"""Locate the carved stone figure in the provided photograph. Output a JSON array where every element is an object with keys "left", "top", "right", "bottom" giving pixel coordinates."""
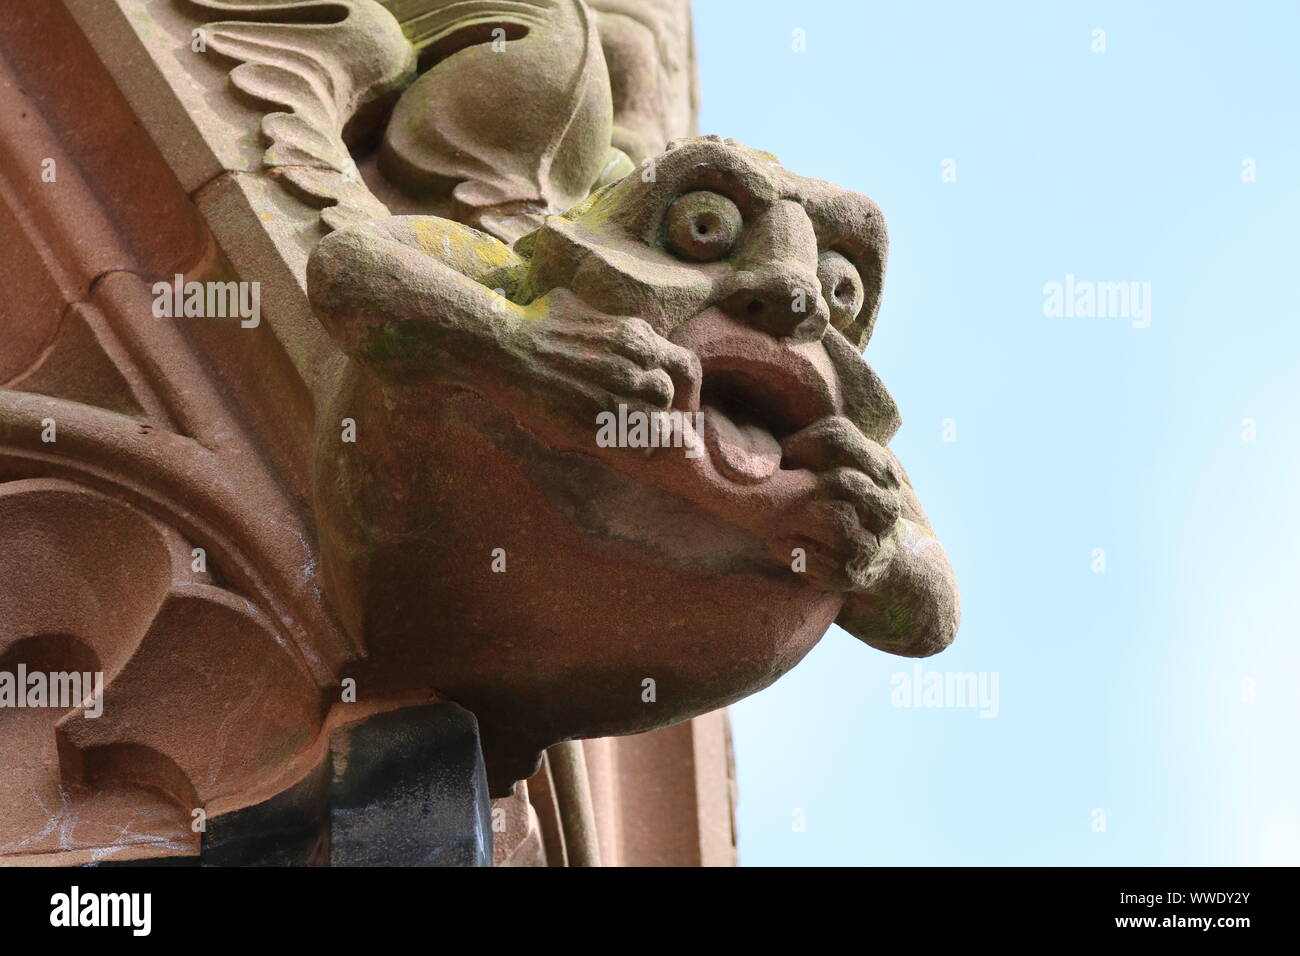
[
  {"left": 0, "top": 0, "right": 956, "bottom": 865},
  {"left": 308, "top": 135, "right": 959, "bottom": 790}
]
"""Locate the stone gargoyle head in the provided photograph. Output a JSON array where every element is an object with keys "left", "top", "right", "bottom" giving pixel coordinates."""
[{"left": 307, "top": 135, "right": 960, "bottom": 794}]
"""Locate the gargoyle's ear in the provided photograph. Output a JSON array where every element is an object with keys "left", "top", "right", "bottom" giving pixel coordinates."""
[
  {"left": 822, "top": 331, "right": 901, "bottom": 445},
  {"left": 803, "top": 189, "right": 889, "bottom": 350},
  {"left": 843, "top": 250, "right": 885, "bottom": 350}
]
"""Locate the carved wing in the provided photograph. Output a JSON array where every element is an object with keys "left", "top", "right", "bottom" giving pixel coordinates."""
[
  {"left": 190, "top": 0, "right": 416, "bottom": 230},
  {"left": 192, "top": 0, "right": 631, "bottom": 241},
  {"left": 376, "top": 0, "right": 623, "bottom": 240}
]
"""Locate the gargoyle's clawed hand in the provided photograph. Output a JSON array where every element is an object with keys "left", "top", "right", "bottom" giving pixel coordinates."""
[
  {"left": 507, "top": 290, "right": 701, "bottom": 426},
  {"left": 766, "top": 416, "right": 904, "bottom": 592},
  {"left": 782, "top": 417, "right": 959, "bottom": 658}
]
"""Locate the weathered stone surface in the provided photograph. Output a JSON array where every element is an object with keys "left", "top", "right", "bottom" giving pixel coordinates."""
[
  {"left": 308, "top": 135, "right": 960, "bottom": 794},
  {"left": 1, "top": 0, "right": 956, "bottom": 866}
]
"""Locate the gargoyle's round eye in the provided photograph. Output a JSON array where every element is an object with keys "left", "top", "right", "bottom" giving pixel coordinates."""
[
  {"left": 664, "top": 191, "right": 742, "bottom": 262},
  {"left": 818, "top": 251, "right": 864, "bottom": 332}
]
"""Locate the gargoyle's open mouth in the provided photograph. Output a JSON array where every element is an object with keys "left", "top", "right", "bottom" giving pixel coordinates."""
[
  {"left": 670, "top": 306, "right": 841, "bottom": 483},
  {"left": 698, "top": 362, "right": 834, "bottom": 483},
  {"left": 699, "top": 370, "right": 785, "bottom": 483}
]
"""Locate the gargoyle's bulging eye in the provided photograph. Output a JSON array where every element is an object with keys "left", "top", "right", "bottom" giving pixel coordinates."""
[
  {"left": 817, "top": 250, "right": 864, "bottom": 332},
  {"left": 665, "top": 191, "right": 742, "bottom": 262}
]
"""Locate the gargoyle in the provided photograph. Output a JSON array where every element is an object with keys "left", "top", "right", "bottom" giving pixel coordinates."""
[
  {"left": 308, "top": 135, "right": 960, "bottom": 793},
  {"left": 0, "top": 0, "right": 955, "bottom": 863}
]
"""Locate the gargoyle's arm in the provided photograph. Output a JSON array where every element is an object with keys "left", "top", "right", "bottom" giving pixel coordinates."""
[
  {"left": 307, "top": 215, "right": 531, "bottom": 385},
  {"left": 308, "top": 215, "right": 699, "bottom": 433},
  {"left": 837, "top": 454, "right": 960, "bottom": 658}
]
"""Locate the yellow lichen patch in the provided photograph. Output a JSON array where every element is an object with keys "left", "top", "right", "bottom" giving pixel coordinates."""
[
  {"left": 412, "top": 217, "right": 448, "bottom": 256},
  {"left": 469, "top": 236, "right": 521, "bottom": 270},
  {"left": 514, "top": 297, "right": 551, "bottom": 323},
  {"left": 412, "top": 218, "right": 522, "bottom": 276}
]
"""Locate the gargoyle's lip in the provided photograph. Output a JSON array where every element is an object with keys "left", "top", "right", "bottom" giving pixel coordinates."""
[
  {"left": 697, "top": 357, "right": 835, "bottom": 440},
  {"left": 671, "top": 309, "right": 841, "bottom": 482},
  {"left": 672, "top": 309, "right": 840, "bottom": 438}
]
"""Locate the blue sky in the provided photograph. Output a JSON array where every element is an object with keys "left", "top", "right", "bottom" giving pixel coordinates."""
[{"left": 694, "top": 0, "right": 1300, "bottom": 865}]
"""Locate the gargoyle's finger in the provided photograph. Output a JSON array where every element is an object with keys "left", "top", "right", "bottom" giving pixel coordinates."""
[
  {"left": 781, "top": 416, "right": 899, "bottom": 489},
  {"left": 631, "top": 369, "right": 675, "bottom": 409},
  {"left": 538, "top": 326, "right": 668, "bottom": 388},
  {"left": 820, "top": 467, "right": 900, "bottom": 536},
  {"left": 658, "top": 341, "right": 702, "bottom": 411},
  {"left": 537, "top": 347, "right": 675, "bottom": 410},
  {"left": 597, "top": 363, "right": 673, "bottom": 409},
  {"left": 530, "top": 366, "right": 667, "bottom": 432},
  {"left": 781, "top": 535, "right": 855, "bottom": 592},
  {"left": 774, "top": 517, "right": 873, "bottom": 593},
  {"left": 607, "top": 318, "right": 663, "bottom": 367},
  {"left": 546, "top": 317, "right": 658, "bottom": 364},
  {"left": 603, "top": 320, "right": 701, "bottom": 410}
]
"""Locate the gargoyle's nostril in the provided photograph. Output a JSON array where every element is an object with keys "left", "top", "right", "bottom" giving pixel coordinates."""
[
  {"left": 746, "top": 298, "right": 765, "bottom": 317},
  {"left": 791, "top": 313, "right": 829, "bottom": 343}
]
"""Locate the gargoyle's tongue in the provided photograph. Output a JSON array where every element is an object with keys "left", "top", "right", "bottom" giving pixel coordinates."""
[{"left": 702, "top": 402, "right": 782, "bottom": 484}]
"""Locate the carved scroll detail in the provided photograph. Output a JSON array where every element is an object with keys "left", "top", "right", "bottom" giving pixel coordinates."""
[
  {"left": 189, "top": 0, "right": 416, "bottom": 229},
  {"left": 188, "top": 0, "right": 639, "bottom": 239}
]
